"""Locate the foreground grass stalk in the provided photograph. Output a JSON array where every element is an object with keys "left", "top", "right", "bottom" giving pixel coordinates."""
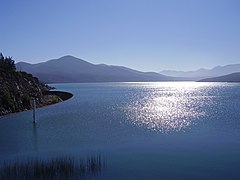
[{"left": 0, "top": 155, "right": 104, "bottom": 179}]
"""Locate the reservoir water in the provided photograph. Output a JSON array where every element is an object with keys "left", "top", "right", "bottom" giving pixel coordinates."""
[{"left": 1, "top": 82, "right": 240, "bottom": 179}]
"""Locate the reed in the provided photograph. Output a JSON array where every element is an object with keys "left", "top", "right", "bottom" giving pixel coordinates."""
[{"left": 0, "top": 154, "right": 104, "bottom": 179}]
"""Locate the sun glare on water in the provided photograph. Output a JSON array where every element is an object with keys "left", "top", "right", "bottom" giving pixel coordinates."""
[{"left": 124, "top": 82, "right": 211, "bottom": 133}]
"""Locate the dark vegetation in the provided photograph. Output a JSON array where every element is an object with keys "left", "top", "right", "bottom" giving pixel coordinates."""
[
  {"left": 0, "top": 155, "right": 104, "bottom": 179},
  {"left": 0, "top": 53, "right": 61, "bottom": 116}
]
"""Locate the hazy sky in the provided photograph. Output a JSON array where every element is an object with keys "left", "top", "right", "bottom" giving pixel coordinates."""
[{"left": 1, "top": 0, "right": 240, "bottom": 72}]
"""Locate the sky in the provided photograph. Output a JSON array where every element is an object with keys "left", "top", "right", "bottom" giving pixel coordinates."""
[{"left": 1, "top": 0, "right": 240, "bottom": 72}]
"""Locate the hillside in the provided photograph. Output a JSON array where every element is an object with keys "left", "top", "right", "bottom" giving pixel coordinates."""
[
  {"left": 160, "top": 64, "right": 240, "bottom": 80},
  {"left": 16, "top": 55, "right": 182, "bottom": 83},
  {"left": 0, "top": 54, "right": 61, "bottom": 116},
  {"left": 199, "top": 72, "right": 240, "bottom": 82}
]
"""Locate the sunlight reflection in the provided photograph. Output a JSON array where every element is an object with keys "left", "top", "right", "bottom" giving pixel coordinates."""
[{"left": 124, "top": 82, "right": 210, "bottom": 132}]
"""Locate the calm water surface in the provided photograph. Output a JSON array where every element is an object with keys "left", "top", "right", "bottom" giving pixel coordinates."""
[{"left": 1, "top": 82, "right": 240, "bottom": 179}]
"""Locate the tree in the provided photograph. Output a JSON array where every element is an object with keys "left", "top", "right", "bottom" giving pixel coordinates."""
[
  {"left": 0, "top": 53, "right": 4, "bottom": 60},
  {"left": 4, "top": 56, "right": 16, "bottom": 71},
  {"left": 0, "top": 53, "right": 16, "bottom": 72}
]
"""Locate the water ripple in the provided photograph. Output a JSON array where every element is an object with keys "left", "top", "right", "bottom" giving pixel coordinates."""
[{"left": 123, "top": 82, "right": 213, "bottom": 133}]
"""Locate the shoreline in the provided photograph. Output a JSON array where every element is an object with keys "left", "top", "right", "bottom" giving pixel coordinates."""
[
  {"left": 0, "top": 91, "right": 73, "bottom": 117},
  {"left": 43, "top": 91, "right": 73, "bottom": 101}
]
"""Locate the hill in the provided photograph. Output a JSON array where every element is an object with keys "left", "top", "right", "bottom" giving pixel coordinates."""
[
  {"left": 160, "top": 64, "right": 240, "bottom": 80},
  {"left": 199, "top": 72, "right": 240, "bottom": 82},
  {"left": 16, "top": 55, "right": 181, "bottom": 83},
  {"left": 0, "top": 54, "right": 62, "bottom": 116}
]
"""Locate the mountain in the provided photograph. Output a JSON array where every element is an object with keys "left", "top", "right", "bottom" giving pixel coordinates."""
[
  {"left": 160, "top": 64, "right": 240, "bottom": 80},
  {"left": 16, "top": 55, "right": 181, "bottom": 83},
  {"left": 199, "top": 72, "right": 240, "bottom": 82}
]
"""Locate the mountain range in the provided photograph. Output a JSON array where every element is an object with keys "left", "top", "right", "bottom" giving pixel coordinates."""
[
  {"left": 16, "top": 55, "right": 240, "bottom": 83},
  {"left": 199, "top": 72, "right": 240, "bottom": 82},
  {"left": 160, "top": 64, "right": 240, "bottom": 80},
  {"left": 16, "top": 56, "right": 181, "bottom": 83}
]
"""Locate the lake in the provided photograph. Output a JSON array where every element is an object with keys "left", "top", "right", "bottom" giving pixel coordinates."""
[{"left": 1, "top": 82, "right": 240, "bottom": 179}]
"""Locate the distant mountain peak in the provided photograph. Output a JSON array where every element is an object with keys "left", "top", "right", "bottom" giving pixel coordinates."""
[
  {"left": 60, "top": 55, "right": 76, "bottom": 59},
  {"left": 53, "top": 55, "right": 82, "bottom": 61},
  {"left": 160, "top": 63, "right": 240, "bottom": 80},
  {"left": 45, "top": 55, "right": 92, "bottom": 67},
  {"left": 58, "top": 55, "right": 83, "bottom": 61}
]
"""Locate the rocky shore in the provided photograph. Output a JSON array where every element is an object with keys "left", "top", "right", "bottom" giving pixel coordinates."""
[{"left": 0, "top": 53, "right": 72, "bottom": 116}]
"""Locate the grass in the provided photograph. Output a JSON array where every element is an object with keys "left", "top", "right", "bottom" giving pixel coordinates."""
[{"left": 0, "top": 155, "right": 104, "bottom": 179}]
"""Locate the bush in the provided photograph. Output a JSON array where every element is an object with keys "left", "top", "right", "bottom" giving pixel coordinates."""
[
  {"left": 0, "top": 90, "right": 14, "bottom": 110},
  {"left": 21, "top": 95, "right": 31, "bottom": 109}
]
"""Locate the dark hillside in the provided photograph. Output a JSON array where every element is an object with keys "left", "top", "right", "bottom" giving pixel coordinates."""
[{"left": 0, "top": 53, "right": 61, "bottom": 116}]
